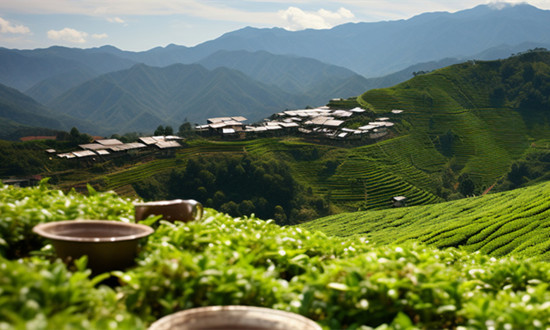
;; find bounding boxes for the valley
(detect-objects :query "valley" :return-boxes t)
[3,50,550,225]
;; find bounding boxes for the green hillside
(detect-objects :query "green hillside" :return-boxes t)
[84,138,443,221]
[356,50,550,195]
[302,180,550,260]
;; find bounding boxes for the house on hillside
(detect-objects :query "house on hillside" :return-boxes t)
[391,196,408,207]
[199,117,248,137]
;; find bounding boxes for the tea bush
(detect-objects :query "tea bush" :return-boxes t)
[1,181,550,329]
[0,180,136,258]
[0,256,143,329]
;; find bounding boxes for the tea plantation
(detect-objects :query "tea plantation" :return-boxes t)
[2,181,550,329]
[303,180,550,261]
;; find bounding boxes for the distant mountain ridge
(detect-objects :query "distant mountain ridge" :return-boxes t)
[193,3,550,77]
[0,47,136,92]
[198,50,371,102]
[0,82,99,139]
[47,63,310,134]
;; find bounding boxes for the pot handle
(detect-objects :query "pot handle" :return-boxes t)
[189,200,204,221]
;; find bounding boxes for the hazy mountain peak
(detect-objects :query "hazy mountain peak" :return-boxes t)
[487,2,529,10]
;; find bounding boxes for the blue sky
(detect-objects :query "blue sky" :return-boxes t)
[1,1,548,51]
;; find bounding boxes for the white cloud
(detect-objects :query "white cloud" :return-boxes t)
[47,27,88,43]
[279,6,357,30]
[0,17,30,34]
[487,1,525,10]
[92,33,108,39]
[107,16,125,24]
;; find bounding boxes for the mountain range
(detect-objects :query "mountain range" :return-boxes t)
[1,3,550,136]
[47,63,309,133]
[81,3,550,77]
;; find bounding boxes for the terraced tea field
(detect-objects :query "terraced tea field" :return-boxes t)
[357,62,546,190]
[301,180,550,260]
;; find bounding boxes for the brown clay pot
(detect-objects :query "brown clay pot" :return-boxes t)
[134,199,203,223]
[148,305,321,330]
[33,220,154,274]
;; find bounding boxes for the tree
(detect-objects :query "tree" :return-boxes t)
[55,131,70,141]
[507,162,529,187]
[213,191,226,209]
[238,200,255,216]
[458,174,475,197]
[437,129,459,158]
[70,127,80,140]
[178,122,194,137]
[164,126,174,136]
[220,201,239,216]
[273,205,287,225]
[154,125,165,136]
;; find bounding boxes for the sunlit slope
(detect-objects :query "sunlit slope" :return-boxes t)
[284,135,445,210]
[92,138,443,210]
[358,53,550,190]
[242,138,443,210]
[301,180,550,260]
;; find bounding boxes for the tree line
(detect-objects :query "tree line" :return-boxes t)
[132,153,332,225]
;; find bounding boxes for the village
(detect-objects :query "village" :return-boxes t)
[196,105,404,142]
[47,104,404,162]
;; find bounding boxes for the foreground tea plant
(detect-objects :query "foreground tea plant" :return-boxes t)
[119,211,550,329]
[0,180,136,258]
[1,181,550,329]
[0,256,143,329]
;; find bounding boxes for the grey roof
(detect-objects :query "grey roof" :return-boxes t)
[96,139,123,146]
[324,119,344,127]
[331,110,353,118]
[165,135,183,140]
[279,122,300,128]
[207,116,247,124]
[155,140,181,149]
[210,122,228,129]
[208,117,233,124]
[358,125,375,131]
[139,137,158,145]
[110,142,146,152]
[265,124,283,130]
[79,143,108,150]
[72,150,96,158]
[231,116,247,122]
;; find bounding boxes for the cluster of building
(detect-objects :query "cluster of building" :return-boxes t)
[196,107,404,142]
[54,135,183,160]
[48,106,404,161]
